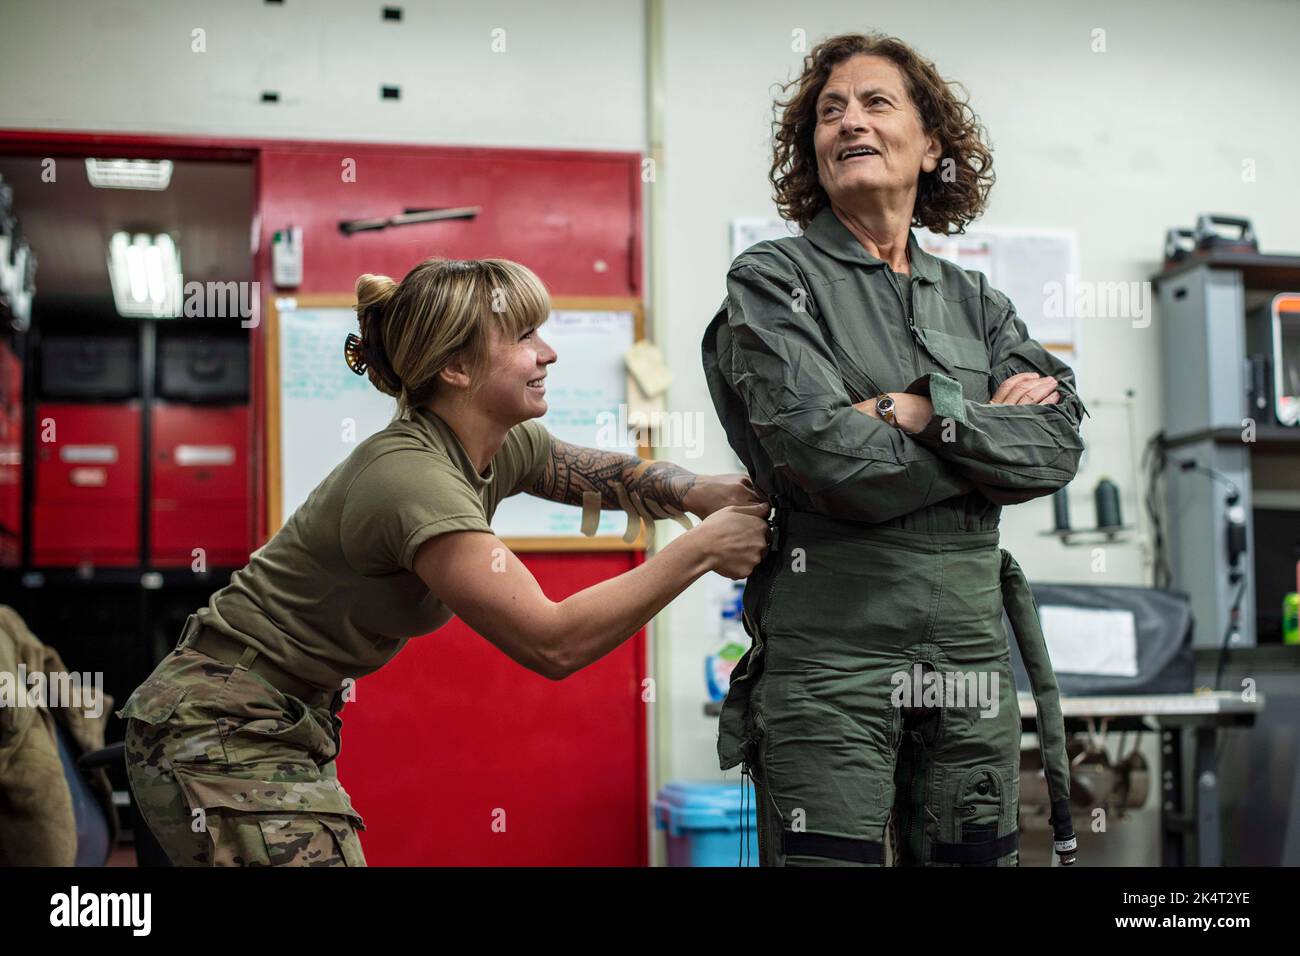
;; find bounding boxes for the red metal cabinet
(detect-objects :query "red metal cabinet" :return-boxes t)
[337,553,647,866]
[151,402,251,568]
[33,402,141,567]
[0,343,21,566]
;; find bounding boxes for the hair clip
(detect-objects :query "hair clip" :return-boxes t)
[343,333,368,375]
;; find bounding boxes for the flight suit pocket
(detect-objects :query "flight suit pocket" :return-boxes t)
[720,557,786,771]
[914,327,992,402]
[946,765,1018,866]
[717,640,766,771]
[955,767,1005,827]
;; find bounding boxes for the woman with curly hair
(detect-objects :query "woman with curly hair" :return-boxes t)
[702,32,1086,867]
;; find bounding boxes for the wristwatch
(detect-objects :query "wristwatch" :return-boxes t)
[875,393,898,426]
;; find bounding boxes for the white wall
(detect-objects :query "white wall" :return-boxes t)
[0,0,646,149]
[7,0,1299,863]
[652,0,1300,798]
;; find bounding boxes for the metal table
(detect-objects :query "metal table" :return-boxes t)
[1020,691,1262,866]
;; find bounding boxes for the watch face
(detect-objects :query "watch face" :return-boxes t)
[878,396,895,415]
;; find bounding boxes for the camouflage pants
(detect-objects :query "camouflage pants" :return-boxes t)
[118,645,366,866]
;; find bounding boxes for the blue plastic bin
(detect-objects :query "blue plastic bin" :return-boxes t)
[654,780,758,866]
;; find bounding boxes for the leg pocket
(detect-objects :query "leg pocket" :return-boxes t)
[117,680,188,725]
[933,765,1019,866]
[172,764,367,867]
[321,816,367,866]
[717,642,766,772]
[200,808,366,867]
[256,813,366,867]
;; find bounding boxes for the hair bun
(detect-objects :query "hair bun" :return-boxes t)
[353,273,402,398]
[355,273,398,316]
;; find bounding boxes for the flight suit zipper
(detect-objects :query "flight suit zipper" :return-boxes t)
[884,268,920,380]
[742,498,785,866]
[758,495,785,637]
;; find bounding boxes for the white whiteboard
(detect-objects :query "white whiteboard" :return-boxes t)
[490,309,634,538]
[272,298,636,544]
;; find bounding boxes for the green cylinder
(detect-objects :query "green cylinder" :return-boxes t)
[1284,593,1299,646]
[1094,477,1122,530]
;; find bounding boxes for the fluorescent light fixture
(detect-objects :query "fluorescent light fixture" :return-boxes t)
[85,158,174,190]
[108,232,182,317]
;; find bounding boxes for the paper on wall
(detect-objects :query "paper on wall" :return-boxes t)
[914,226,1081,351]
[624,340,672,398]
[728,219,1082,356]
[731,218,800,260]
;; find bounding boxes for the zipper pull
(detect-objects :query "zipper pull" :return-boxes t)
[767,494,783,554]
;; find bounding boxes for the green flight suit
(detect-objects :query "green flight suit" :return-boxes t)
[702,206,1086,866]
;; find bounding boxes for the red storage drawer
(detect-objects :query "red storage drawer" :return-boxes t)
[151,402,251,568]
[33,402,141,567]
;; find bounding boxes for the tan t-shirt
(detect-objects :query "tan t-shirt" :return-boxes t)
[195,407,552,690]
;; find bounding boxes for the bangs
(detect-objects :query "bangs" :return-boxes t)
[479,259,552,338]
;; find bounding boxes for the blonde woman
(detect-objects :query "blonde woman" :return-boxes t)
[118,257,769,866]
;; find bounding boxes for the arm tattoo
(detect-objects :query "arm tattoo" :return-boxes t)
[528,437,697,512]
